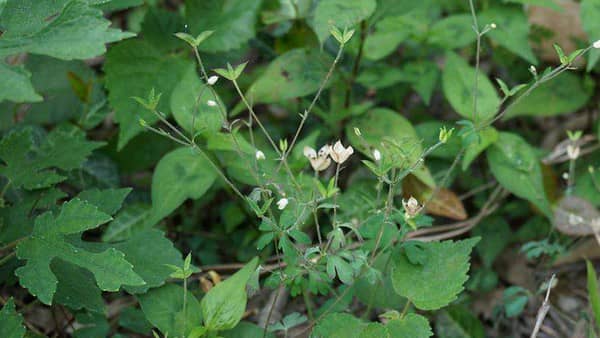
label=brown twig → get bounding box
[531,274,556,338]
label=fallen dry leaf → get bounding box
[402,174,468,220]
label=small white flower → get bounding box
[277,198,288,210]
[372,149,381,161]
[303,145,331,172]
[402,196,423,219]
[207,75,219,85]
[330,140,354,164]
[207,100,217,107]
[529,65,537,75]
[255,150,265,160]
[566,144,580,160]
[490,23,497,29]
[594,40,600,49]
[562,172,569,180]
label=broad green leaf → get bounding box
[53,260,105,313]
[309,0,376,44]
[104,39,193,149]
[581,0,600,71]
[118,307,153,335]
[486,132,551,217]
[141,7,185,52]
[15,199,145,304]
[461,126,499,170]
[77,188,131,215]
[148,147,217,224]
[0,62,41,103]
[201,257,258,330]
[0,0,134,59]
[427,14,475,50]
[391,238,479,310]
[94,0,144,11]
[505,0,561,10]
[138,283,202,338]
[587,260,600,333]
[442,51,500,122]
[480,6,537,64]
[387,314,433,338]
[505,72,592,119]
[312,313,365,338]
[0,127,103,190]
[101,204,152,242]
[363,15,414,60]
[399,61,440,105]
[170,71,224,135]
[472,217,511,267]
[186,0,262,52]
[435,305,485,338]
[222,321,274,338]
[0,298,25,338]
[248,48,329,104]
[346,108,435,187]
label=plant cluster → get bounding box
[1,0,600,337]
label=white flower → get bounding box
[490,23,497,29]
[207,75,219,85]
[372,149,381,161]
[562,172,569,180]
[566,144,580,160]
[594,40,600,49]
[330,140,354,164]
[303,145,331,172]
[207,100,217,107]
[255,150,265,160]
[402,196,423,219]
[277,198,288,210]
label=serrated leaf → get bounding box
[248,49,329,104]
[138,283,202,338]
[148,147,218,225]
[309,0,376,44]
[581,0,600,71]
[391,238,479,310]
[170,71,225,135]
[201,257,258,330]
[186,0,262,52]
[486,132,551,217]
[435,305,485,338]
[387,313,433,338]
[0,298,25,338]
[15,199,145,305]
[0,0,134,59]
[312,313,365,338]
[53,260,105,313]
[101,203,152,242]
[0,61,42,103]
[104,39,193,149]
[442,51,500,122]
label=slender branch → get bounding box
[344,20,367,108]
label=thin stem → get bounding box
[332,163,341,228]
[566,157,576,195]
[400,300,412,319]
[190,145,246,200]
[0,251,15,266]
[370,168,396,261]
[344,21,366,108]
[0,180,11,199]
[183,277,187,335]
[0,237,24,252]
[469,0,481,122]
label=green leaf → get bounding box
[387,313,433,338]
[248,48,329,104]
[461,126,499,170]
[53,260,106,313]
[435,305,485,338]
[170,71,225,135]
[201,257,258,331]
[222,321,275,338]
[104,39,193,149]
[312,313,365,338]
[505,0,561,10]
[346,108,435,187]
[309,0,376,44]
[0,127,104,190]
[0,0,134,59]
[505,72,592,119]
[363,15,415,60]
[442,51,500,122]
[391,238,479,310]
[472,217,511,267]
[15,198,145,305]
[185,0,262,52]
[72,311,110,338]
[148,147,217,224]
[0,62,42,103]
[479,6,537,64]
[486,132,551,217]
[141,7,185,52]
[0,298,25,338]
[138,283,201,338]
[101,204,152,242]
[77,188,131,215]
[587,260,600,333]
[427,14,475,50]
[581,0,600,71]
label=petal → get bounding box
[303,146,317,159]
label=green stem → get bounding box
[344,20,367,108]
[0,251,15,266]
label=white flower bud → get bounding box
[277,198,288,210]
[594,40,600,49]
[490,23,497,29]
[255,150,265,160]
[373,149,381,161]
[207,100,217,107]
[566,145,580,160]
[207,75,219,85]
[402,196,423,219]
